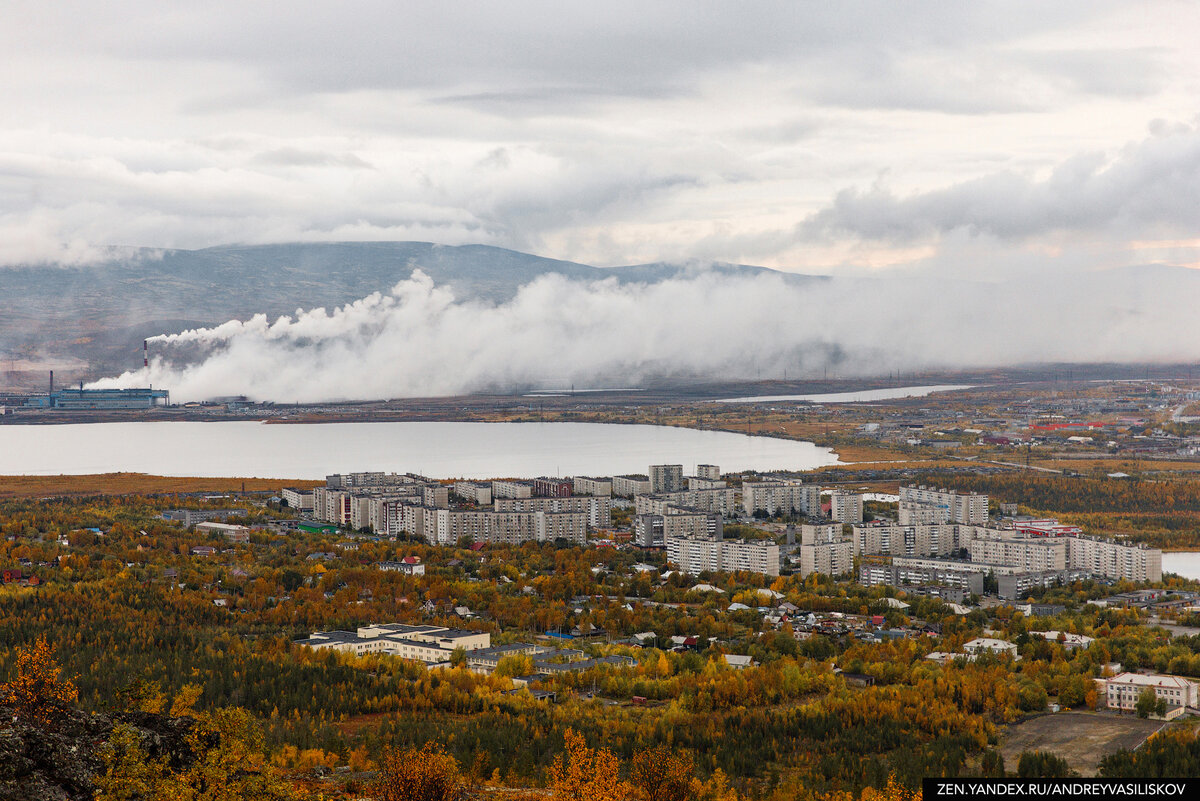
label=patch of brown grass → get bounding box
[0,473,320,499]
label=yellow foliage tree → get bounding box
[0,635,78,725]
[372,741,464,801]
[630,744,698,801]
[550,728,635,801]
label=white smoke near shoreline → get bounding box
[89,267,1200,403]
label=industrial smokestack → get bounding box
[144,339,148,369]
[49,370,53,395]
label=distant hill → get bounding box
[0,242,822,379]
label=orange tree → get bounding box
[550,728,635,801]
[0,634,78,724]
[372,741,464,801]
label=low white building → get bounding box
[194,521,251,542]
[1099,672,1198,713]
[377,557,425,576]
[1030,630,1094,650]
[963,637,1018,658]
[294,623,491,663]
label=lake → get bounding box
[1162,551,1200,581]
[0,420,841,480]
[714,384,975,404]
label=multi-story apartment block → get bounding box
[858,560,984,594]
[491,479,534,499]
[687,476,727,490]
[852,521,963,558]
[695,464,722,481]
[1067,536,1162,583]
[612,475,652,498]
[662,507,723,540]
[634,488,738,517]
[649,464,685,494]
[798,539,854,578]
[967,536,1068,572]
[281,488,314,511]
[495,495,611,528]
[453,481,493,505]
[391,504,587,546]
[533,477,574,497]
[900,485,989,524]
[634,514,665,548]
[422,485,450,509]
[666,536,779,577]
[742,480,820,517]
[572,476,612,497]
[897,501,949,525]
[831,492,864,524]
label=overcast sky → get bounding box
[4,1,1200,274]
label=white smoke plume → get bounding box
[90,267,1200,403]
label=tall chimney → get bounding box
[144,339,148,369]
[49,370,53,395]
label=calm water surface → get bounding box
[1162,551,1200,581]
[0,420,840,479]
[715,384,974,404]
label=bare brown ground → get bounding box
[998,711,1163,776]
[0,473,320,499]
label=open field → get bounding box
[998,712,1163,776]
[0,473,320,499]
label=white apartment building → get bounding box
[1100,673,1198,712]
[649,464,685,494]
[696,464,721,481]
[851,521,963,558]
[491,479,533,499]
[1067,536,1162,583]
[797,539,854,579]
[897,501,949,525]
[495,495,612,528]
[453,482,493,505]
[742,480,820,517]
[281,488,315,511]
[831,492,864,524]
[635,488,738,517]
[612,475,652,498]
[666,536,780,577]
[572,476,612,497]
[391,504,587,546]
[967,536,1068,572]
[900,485,989,525]
[662,508,723,540]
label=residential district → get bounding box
[254,465,1192,717]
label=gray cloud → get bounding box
[802,123,1200,242]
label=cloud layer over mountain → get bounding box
[92,266,1200,402]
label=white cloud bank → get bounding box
[91,267,1200,403]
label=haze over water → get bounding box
[0,421,840,479]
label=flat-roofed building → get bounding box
[281,488,314,511]
[1099,673,1198,712]
[612,475,652,498]
[742,480,819,517]
[294,623,491,663]
[491,479,534,499]
[494,495,611,528]
[649,464,685,494]
[572,476,612,497]
[831,492,864,524]
[453,482,493,505]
